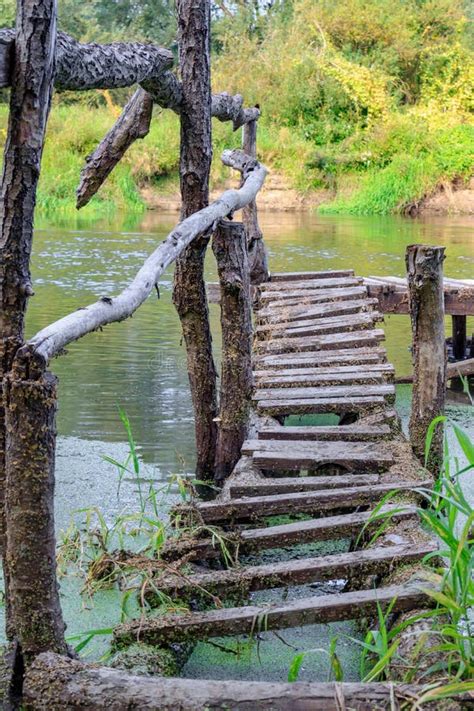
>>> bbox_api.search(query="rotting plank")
[256,313,383,339]
[257,299,379,325]
[258,286,368,306]
[255,370,391,388]
[248,443,393,472]
[185,480,431,523]
[253,384,395,402]
[260,277,362,292]
[162,505,417,562]
[229,474,380,497]
[114,584,432,647]
[146,543,436,604]
[256,330,385,355]
[255,348,388,369]
[270,269,355,282]
[258,424,392,442]
[256,395,387,417]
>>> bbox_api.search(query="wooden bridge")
[111,268,439,705]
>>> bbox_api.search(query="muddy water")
[0,209,473,675]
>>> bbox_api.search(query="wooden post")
[212,221,253,483]
[172,0,218,483]
[406,245,446,472]
[4,358,67,662]
[451,315,467,361]
[242,120,269,285]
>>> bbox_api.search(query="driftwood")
[406,245,446,470]
[19,151,267,367]
[24,652,472,711]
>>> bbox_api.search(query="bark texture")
[242,120,269,285]
[25,150,267,365]
[406,244,446,471]
[23,652,467,711]
[212,221,253,483]
[4,361,67,659]
[0,0,57,641]
[172,0,218,483]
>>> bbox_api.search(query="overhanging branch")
[21,150,267,365]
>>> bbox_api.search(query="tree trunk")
[406,245,446,471]
[0,0,57,640]
[212,221,253,483]
[242,120,269,285]
[172,0,218,484]
[4,359,67,661]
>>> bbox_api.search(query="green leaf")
[288,652,305,682]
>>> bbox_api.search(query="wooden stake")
[451,315,467,361]
[406,245,446,471]
[242,120,269,285]
[212,221,253,483]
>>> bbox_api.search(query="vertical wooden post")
[172,0,218,483]
[242,120,269,285]
[0,0,57,646]
[212,221,253,483]
[4,357,67,661]
[406,245,446,472]
[451,315,466,361]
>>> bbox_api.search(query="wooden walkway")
[114,270,435,670]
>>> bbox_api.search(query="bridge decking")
[114,269,435,671]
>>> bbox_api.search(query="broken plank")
[257,395,386,417]
[115,584,432,647]
[256,313,383,339]
[229,474,380,497]
[258,424,392,442]
[187,480,431,523]
[257,298,379,324]
[248,445,393,473]
[146,543,436,605]
[256,330,385,355]
[255,348,388,369]
[270,270,355,281]
[253,384,395,402]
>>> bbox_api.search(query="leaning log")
[406,245,446,471]
[212,221,253,482]
[22,151,267,365]
[24,652,472,711]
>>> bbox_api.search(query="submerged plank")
[229,474,380,497]
[114,584,431,647]
[256,395,387,417]
[258,424,392,441]
[188,480,431,523]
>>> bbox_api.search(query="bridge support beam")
[406,244,446,472]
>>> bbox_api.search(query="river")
[1,209,473,680]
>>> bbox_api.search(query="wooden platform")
[115,269,435,687]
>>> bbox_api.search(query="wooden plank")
[230,474,380,497]
[145,543,436,604]
[253,384,395,402]
[256,329,385,355]
[248,443,393,472]
[260,277,362,292]
[255,370,390,388]
[189,480,431,523]
[257,395,387,417]
[259,286,368,305]
[258,424,392,442]
[255,348,388,369]
[270,270,355,281]
[162,505,417,562]
[255,362,394,378]
[364,280,474,316]
[115,584,432,646]
[256,313,382,339]
[257,299,379,324]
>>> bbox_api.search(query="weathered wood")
[255,348,387,369]
[247,441,393,472]
[447,357,474,379]
[256,313,382,339]
[258,424,392,441]
[146,543,436,605]
[115,585,431,648]
[406,245,446,471]
[257,299,379,325]
[255,370,390,388]
[253,384,395,402]
[451,315,467,360]
[259,286,367,304]
[364,276,474,316]
[213,221,253,483]
[256,362,394,378]
[23,152,267,366]
[257,395,386,417]
[242,119,269,285]
[230,474,380,497]
[182,480,431,523]
[270,270,355,281]
[260,277,362,293]
[256,330,385,355]
[25,652,462,711]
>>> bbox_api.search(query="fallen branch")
[20,150,267,366]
